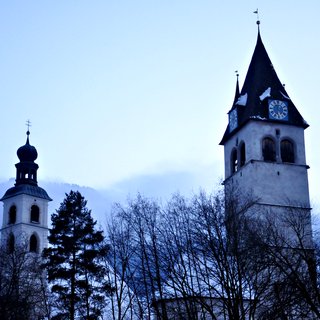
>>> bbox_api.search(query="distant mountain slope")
[0,167,217,227]
[0,179,112,227]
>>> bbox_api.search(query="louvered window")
[262,138,276,161]
[281,139,294,163]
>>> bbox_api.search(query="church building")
[0,130,51,254]
[220,22,312,247]
[154,21,314,320]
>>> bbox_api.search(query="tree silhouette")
[43,190,112,320]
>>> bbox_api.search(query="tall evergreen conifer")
[43,190,111,320]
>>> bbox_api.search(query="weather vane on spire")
[26,119,31,135]
[254,9,260,27]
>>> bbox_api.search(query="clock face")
[268,100,288,120]
[229,109,238,132]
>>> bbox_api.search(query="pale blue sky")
[0,1,319,204]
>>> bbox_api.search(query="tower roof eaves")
[0,184,52,201]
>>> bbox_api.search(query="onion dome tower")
[0,130,52,254]
[15,129,39,186]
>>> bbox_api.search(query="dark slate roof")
[1,184,52,201]
[220,31,308,145]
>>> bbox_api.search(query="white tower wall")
[1,193,50,252]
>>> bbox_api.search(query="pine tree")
[43,190,112,320]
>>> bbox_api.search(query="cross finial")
[26,119,31,135]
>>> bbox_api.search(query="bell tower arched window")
[239,142,246,167]
[29,234,38,253]
[231,148,238,174]
[281,139,294,163]
[30,205,40,223]
[8,205,16,224]
[8,233,15,253]
[262,137,276,162]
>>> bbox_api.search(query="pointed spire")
[233,71,240,105]
[230,71,241,110]
[220,25,308,145]
[238,30,305,126]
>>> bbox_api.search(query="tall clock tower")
[220,26,312,245]
[0,130,52,254]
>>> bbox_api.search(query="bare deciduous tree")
[0,240,51,320]
[254,207,319,319]
[105,188,319,319]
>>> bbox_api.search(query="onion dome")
[14,130,39,187]
[0,129,52,201]
[17,130,38,162]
